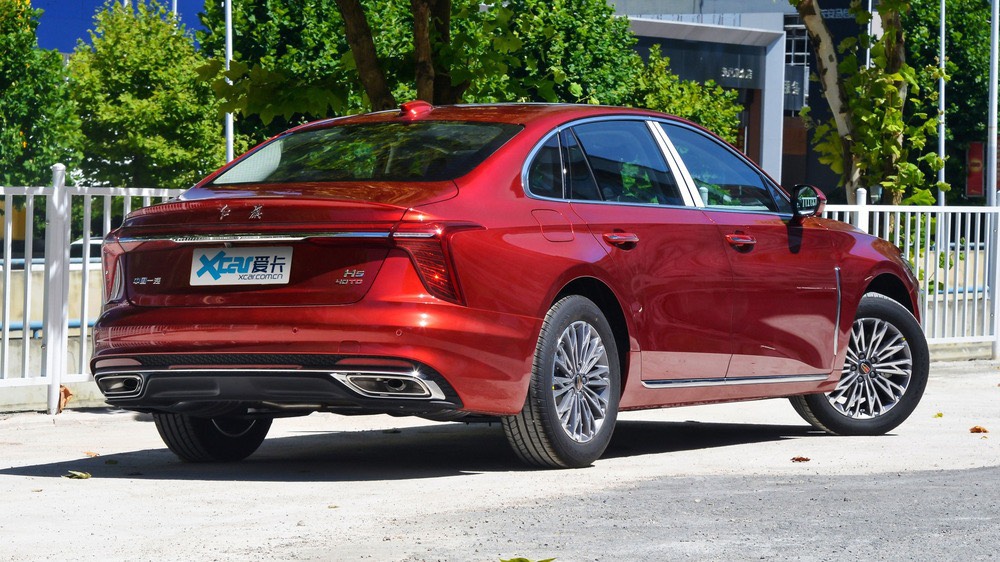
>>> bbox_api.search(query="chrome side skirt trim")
[641,374,829,389]
[119,231,391,244]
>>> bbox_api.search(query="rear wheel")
[503,295,620,468]
[153,413,272,462]
[790,293,929,435]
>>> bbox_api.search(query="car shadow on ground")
[0,418,817,482]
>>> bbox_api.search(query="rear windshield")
[211,121,522,184]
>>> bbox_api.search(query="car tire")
[790,293,929,435]
[153,413,272,462]
[502,295,620,468]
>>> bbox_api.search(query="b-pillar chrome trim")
[641,374,830,389]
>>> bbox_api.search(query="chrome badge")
[219,204,231,220]
[249,205,264,220]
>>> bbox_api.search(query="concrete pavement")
[0,360,997,560]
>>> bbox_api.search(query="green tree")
[68,0,224,188]
[0,0,81,186]
[470,0,643,106]
[904,0,993,199]
[635,49,743,144]
[198,0,525,140]
[791,0,946,204]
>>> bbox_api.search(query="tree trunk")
[881,7,908,206]
[411,0,466,105]
[334,0,396,111]
[411,0,436,102]
[794,0,861,204]
[429,0,468,104]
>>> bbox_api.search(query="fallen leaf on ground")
[791,456,811,463]
[84,451,99,458]
[933,412,944,418]
[57,385,73,413]
[970,426,990,434]
[62,471,91,479]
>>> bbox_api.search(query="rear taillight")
[102,235,125,306]
[391,221,480,305]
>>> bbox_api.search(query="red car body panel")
[91,103,922,420]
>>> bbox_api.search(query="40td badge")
[190,247,293,286]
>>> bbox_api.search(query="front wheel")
[790,293,929,435]
[502,295,620,468]
[153,413,272,462]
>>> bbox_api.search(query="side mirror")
[792,184,826,221]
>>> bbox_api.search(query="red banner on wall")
[967,142,984,198]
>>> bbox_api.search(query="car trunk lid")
[116,184,453,307]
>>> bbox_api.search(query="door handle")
[603,232,639,247]
[725,233,756,248]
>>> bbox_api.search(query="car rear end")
[91,109,539,418]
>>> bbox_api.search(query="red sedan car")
[92,102,928,468]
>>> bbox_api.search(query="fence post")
[993,209,1000,359]
[855,187,869,232]
[42,164,70,415]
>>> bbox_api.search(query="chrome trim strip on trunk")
[118,231,392,244]
[641,374,830,389]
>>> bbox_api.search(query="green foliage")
[0,0,82,186]
[796,0,948,204]
[68,0,224,188]
[198,0,528,141]
[634,48,743,144]
[197,0,357,140]
[470,0,643,106]
[199,0,743,150]
[903,0,994,199]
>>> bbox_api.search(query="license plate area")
[190,246,293,286]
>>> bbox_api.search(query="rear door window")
[571,120,684,206]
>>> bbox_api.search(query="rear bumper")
[91,299,540,415]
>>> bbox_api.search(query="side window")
[572,120,683,206]
[661,123,790,213]
[562,130,602,201]
[526,135,563,199]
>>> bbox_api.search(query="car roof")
[287,103,682,134]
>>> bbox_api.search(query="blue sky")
[35,0,205,53]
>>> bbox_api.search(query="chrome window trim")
[520,114,700,210]
[652,120,793,215]
[647,120,698,207]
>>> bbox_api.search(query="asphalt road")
[1,360,998,561]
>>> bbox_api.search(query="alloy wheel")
[829,317,913,419]
[552,320,612,443]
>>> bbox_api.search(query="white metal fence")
[1,172,998,413]
[0,165,182,413]
[825,191,1000,346]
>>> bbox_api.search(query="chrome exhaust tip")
[95,374,144,398]
[332,371,445,400]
